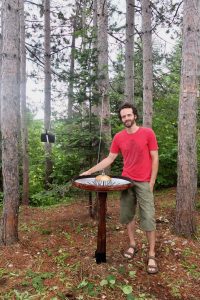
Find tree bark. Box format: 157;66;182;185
91;0;100;117
124;0;134;104
141;0;153;128
175;0;199;237
20;0;29;205
97;0;111;161
0;0;20;245
80;0;88;126
44;0;53;188
197;0;200;82
67;3;78;118
0;19;3;191
0;24;2;127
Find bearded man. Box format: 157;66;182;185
81;102;159;274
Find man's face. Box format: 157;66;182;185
120;108;136;128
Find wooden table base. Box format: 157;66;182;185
95;192;107;264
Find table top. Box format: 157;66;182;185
72;175;134;192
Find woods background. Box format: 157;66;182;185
0;0;199;244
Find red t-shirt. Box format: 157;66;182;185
110;127;158;182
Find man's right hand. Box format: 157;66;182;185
80;171;91;176
79;152;118;177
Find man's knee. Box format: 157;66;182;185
140;213;156;231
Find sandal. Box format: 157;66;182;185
147;256;158;274
124;245;138;259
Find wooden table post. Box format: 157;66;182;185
72;175;133;264
95;192;107;263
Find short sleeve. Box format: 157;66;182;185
148;129;158;150
110;135;120;153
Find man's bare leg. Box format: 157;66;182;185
146;230;157;272
124;218;137;257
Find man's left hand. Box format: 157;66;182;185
149;181;155;193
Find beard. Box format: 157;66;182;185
123;119;135;128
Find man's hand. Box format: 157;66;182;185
149;150;159;193
149;181;155;193
80;171;91;176
79;152;118;177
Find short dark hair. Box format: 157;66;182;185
118;102;138;120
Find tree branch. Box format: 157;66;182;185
108;31;125;44
26;45;64;79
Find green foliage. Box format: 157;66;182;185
13;290;38;300
153;96;178;188
197;128;200;185
28;118;45;195
153;42;181;188
181;261;200;280
196;198;200;211
77;278;100;297
108;40;181;188
121;285;133;295
30;183;72;206
52;116;100;184
25;270;54;292
54;250;70;267
25;38;200;204
100;274;116;288
27;113;100;205
0;192;3;206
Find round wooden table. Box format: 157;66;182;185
72;175;134;264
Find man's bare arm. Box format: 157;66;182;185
149;150;159;192
80;152;118;176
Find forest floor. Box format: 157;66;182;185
0;188;200;300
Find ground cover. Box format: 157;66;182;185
0;188;200;300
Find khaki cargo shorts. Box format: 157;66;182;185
120;181;156;231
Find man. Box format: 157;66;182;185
81;102;159;274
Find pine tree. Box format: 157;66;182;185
141;0;153;128
0;0;20;245
124;0;135;104
20;0;29;205
175;0;199;237
44;0;53;188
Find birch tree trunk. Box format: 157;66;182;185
0;0;20;245
141;0;153;128
124;0;134;104
44;0;53;188
175;0;199;237
20;0;29;205
97;0;111;161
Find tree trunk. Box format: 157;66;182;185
44;0;53;188
141;0;153;128
175;0;199;237
197;0;200;83
80;0;88;126
97;0;111;162
91;0;99;219
91;0;100;116
0;23;2;127
124;0;134;104
0;0;20;245
0;19;3;191
20;0;29;205
67;3;78;118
